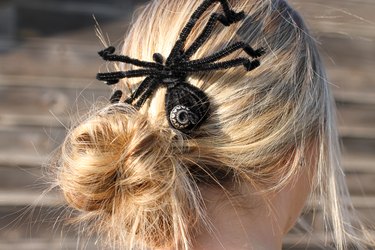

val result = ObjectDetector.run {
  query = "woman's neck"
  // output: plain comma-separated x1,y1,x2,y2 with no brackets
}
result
192,186,284,250
192,172,312,250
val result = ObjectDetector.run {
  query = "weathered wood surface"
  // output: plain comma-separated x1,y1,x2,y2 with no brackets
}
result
0,0,374,249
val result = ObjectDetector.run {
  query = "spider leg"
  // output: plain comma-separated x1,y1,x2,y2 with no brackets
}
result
184,57,260,72
124,76,153,105
99,46,162,69
133,78,159,109
165,0,244,66
185,42,266,66
216,0,245,25
96,69,156,85
183,13,221,59
110,90,123,104
184,9,254,60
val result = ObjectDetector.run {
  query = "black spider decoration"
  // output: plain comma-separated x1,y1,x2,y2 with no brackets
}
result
97,0,265,134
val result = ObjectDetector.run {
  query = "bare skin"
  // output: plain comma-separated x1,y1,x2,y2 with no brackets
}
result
192,145,317,250
192,167,313,250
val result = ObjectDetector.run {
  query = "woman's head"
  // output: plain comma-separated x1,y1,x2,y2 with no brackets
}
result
54,0,374,249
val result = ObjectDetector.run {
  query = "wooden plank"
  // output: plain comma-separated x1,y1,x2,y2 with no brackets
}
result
0,74,102,88
0,126,65,168
284,231,375,250
290,0,375,39
341,138,375,173
342,137,375,159
306,196,375,212
322,38,375,102
335,91,375,105
342,154,375,173
0,154,45,169
298,202,375,236
322,35,375,64
336,103,375,129
0,206,99,250
0,241,99,250
0,81,108,120
346,172,375,196
0,166,44,190
0,114,70,128
0,191,60,207
339,126,375,140
0,40,102,78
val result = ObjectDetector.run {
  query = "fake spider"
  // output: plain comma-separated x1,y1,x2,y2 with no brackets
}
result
97,0,265,134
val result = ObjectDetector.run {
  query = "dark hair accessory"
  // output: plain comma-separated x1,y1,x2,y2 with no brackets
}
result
96,0,265,134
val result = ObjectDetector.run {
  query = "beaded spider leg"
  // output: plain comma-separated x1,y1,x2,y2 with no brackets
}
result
98,46,163,69
168,4,265,71
165,0,245,66
96,0,266,133
97,69,157,85
187,41,265,67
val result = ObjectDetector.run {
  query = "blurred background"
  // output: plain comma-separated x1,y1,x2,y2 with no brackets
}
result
0,0,374,249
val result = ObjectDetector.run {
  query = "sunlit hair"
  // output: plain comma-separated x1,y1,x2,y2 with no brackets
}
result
54,0,375,249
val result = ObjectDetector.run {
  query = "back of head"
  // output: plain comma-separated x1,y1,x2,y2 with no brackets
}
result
54,0,375,249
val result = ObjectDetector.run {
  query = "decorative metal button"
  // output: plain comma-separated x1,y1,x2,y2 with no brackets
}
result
169,105,192,129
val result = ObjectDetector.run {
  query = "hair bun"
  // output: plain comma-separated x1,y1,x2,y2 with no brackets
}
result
57,104,199,247
59,104,176,211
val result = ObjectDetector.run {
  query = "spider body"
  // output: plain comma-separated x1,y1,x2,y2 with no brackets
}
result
97,0,265,134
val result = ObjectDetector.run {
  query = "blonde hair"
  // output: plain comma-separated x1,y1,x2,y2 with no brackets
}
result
54,0,374,249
